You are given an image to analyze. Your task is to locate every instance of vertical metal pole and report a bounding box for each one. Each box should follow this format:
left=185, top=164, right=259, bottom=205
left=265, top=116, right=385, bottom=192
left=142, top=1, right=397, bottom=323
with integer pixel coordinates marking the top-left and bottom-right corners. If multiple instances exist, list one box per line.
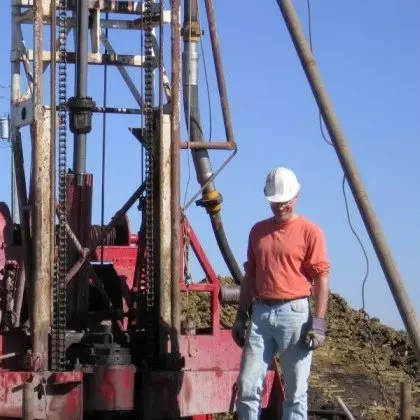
left=158, top=0, right=172, bottom=353
left=171, top=0, right=181, bottom=339
left=32, top=0, right=52, bottom=371
left=12, top=133, right=32, bottom=326
left=10, top=115, right=19, bottom=224
left=183, top=0, right=217, bottom=191
left=10, top=4, right=20, bottom=225
left=159, top=114, right=172, bottom=349
left=11, top=149, right=18, bottom=223
left=277, top=0, right=420, bottom=362
left=73, top=0, right=89, bottom=180
left=22, top=381, right=34, bottom=420
left=11, top=5, right=30, bottom=329
left=11, top=5, right=20, bottom=118
left=203, top=0, right=235, bottom=144
left=400, top=382, right=412, bottom=420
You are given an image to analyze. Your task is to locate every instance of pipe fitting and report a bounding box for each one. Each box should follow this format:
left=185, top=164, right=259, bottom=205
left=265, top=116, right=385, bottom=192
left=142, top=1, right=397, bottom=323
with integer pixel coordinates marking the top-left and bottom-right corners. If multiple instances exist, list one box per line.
left=181, top=21, right=202, bottom=42
left=196, top=190, right=223, bottom=215
left=182, top=43, right=199, bottom=86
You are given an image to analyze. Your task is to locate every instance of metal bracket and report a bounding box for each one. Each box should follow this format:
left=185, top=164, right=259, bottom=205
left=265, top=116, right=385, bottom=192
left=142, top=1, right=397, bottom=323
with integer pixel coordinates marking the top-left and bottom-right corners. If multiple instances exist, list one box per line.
left=13, top=100, right=34, bottom=128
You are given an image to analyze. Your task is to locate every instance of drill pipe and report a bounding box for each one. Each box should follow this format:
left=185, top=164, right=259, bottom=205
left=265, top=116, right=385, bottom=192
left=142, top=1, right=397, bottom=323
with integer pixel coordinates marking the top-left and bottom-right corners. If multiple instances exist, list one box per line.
left=277, top=0, right=420, bottom=361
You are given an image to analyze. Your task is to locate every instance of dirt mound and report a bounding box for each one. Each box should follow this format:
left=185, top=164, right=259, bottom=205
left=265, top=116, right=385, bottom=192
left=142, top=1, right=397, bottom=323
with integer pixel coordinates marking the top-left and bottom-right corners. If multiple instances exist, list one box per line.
left=311, top=293, right=419, bottom=419
left=181, top=277, right=420, bottom=419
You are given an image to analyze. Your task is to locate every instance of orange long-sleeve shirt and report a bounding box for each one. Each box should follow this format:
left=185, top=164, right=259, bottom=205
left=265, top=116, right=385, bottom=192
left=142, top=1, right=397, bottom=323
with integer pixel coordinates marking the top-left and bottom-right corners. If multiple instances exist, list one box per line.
left=244, top=216, right=330, bottom=300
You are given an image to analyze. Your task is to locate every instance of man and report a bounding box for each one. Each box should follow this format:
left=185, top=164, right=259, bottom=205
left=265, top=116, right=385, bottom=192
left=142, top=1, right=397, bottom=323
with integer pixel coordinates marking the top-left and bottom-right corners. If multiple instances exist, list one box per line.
left=232, top=167, right=330, bottom=420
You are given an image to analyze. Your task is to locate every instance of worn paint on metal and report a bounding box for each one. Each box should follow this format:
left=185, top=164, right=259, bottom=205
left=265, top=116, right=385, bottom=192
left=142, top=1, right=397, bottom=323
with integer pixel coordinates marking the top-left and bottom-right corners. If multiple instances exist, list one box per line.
left=84, top=365, right=135, bottom=411
left=0, top=371, right=83, bottom=419
left=143, top=370, right=275, bottom=418
left=181, top=218, right=220, bottom=334
left=94, top=246, right=137, bottom=290
left=159, top=113, right=172, bottom=332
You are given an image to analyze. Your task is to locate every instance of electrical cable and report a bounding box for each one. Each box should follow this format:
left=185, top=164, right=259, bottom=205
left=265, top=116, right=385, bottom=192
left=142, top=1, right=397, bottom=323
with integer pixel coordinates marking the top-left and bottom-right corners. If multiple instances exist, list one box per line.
left=307, top=0, right=369, bottom=311
left=306, top=0, right=333, bottom=147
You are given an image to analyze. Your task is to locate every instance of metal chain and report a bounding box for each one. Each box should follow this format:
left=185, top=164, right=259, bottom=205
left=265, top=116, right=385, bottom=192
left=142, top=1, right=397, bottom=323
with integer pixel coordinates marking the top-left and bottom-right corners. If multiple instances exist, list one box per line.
left=144, top=0, right=157, bottom=363
left=52, top=0, right=68, bottom=372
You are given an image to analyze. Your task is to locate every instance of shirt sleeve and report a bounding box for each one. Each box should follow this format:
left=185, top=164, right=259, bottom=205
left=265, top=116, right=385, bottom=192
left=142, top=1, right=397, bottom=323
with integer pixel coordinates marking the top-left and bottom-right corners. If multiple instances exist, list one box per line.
left=243, top=227, right=256, bottom=278
left=303, top=225, right=330, bottom=279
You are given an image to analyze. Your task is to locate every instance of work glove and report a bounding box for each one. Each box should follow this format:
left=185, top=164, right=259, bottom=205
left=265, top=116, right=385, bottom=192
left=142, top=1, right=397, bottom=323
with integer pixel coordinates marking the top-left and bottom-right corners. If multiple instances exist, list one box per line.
left=232, top=310, right=249, bottom=348
left=304, top=317, right=326, bottom=350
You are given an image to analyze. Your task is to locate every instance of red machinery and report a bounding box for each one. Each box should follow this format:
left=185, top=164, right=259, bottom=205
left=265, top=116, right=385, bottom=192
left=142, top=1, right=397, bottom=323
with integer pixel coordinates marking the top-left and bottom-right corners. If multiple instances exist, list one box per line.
left=0, top=0, right=284, bottom=418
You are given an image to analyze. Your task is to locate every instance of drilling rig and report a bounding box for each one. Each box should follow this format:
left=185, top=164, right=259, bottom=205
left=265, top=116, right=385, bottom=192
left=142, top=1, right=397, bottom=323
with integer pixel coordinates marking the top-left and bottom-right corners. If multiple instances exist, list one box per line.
left=2, top=1, right=420, bottom=419
left=0, top=0, right=284, bottom=418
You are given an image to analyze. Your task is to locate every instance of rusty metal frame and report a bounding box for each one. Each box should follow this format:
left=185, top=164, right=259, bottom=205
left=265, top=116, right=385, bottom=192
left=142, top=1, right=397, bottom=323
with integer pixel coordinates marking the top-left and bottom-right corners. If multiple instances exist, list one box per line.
left=10, top=0, right=173, bottom=276
left=12, top=1, right=172, bottom=114
left=14, top=0, right=163, bottom=14
left=203, top=0, right=236, bottom=149
left=99, top=30, right=145, bottom=108
left=170, top=0, right=181, bottom=339
left=179, top=0, right=237, bottom=153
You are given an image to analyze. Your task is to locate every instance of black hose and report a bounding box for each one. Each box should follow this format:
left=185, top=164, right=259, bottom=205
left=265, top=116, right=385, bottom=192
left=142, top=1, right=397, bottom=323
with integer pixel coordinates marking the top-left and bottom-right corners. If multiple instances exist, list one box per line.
left=183, top=0, right=243, bottom=284
left=210, top=213, right=243, bottom=284
left=184, top=0, right=198, bottom=21
left=184, top=89, right=243, bottom=283
left=184, top=85, right=215, bottom=191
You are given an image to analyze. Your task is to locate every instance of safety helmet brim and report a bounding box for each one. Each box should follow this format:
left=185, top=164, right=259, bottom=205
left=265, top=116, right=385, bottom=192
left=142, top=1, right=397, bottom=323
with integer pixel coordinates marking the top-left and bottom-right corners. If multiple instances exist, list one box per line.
left=265, top=185, right=300, bottom=203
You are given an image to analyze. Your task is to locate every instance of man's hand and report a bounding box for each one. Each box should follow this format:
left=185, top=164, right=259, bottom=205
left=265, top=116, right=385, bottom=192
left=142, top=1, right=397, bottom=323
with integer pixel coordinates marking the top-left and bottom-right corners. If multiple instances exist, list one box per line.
left=304, top=317, right=326, bottom=350
left=232, top=310, right=249, bottom=348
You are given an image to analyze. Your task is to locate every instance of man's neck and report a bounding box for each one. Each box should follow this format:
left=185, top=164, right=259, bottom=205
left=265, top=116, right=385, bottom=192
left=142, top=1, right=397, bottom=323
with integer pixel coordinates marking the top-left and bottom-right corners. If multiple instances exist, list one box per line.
left=274, top=213, right=298, bottom=225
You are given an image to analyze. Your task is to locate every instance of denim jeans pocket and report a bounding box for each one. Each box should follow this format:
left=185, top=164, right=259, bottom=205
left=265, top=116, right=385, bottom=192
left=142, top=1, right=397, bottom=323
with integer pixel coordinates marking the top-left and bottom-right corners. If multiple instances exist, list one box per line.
left=290, top=298, right=308, bottom=313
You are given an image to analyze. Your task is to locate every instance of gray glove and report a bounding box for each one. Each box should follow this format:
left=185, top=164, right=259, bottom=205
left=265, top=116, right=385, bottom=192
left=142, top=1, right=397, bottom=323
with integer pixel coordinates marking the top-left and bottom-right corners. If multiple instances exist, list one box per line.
left=304, top=317, right=326, bottom=350
left=232, top=310, right=249, bottom=348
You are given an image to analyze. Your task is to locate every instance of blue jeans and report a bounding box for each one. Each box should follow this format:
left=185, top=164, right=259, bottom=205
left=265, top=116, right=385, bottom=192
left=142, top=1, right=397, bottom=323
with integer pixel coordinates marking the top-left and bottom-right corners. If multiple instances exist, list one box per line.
left=236, top=298, right=312, bottom=420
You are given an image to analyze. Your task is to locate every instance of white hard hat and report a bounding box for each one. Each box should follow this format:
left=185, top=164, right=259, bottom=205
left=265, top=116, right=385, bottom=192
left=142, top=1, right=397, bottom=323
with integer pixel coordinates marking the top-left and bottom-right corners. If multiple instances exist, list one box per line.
left=264, top=167, right=300, bottom=203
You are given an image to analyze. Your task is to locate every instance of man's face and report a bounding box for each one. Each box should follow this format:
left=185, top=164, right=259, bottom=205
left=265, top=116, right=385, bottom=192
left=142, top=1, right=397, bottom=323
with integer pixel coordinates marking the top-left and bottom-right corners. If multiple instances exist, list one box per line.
left=270, top=195, right=298, bottom=222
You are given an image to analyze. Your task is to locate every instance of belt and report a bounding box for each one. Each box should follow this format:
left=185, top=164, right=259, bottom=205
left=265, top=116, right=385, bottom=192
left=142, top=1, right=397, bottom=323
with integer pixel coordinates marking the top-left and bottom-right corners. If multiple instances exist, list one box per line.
left=255, top=296, right=309, bottom=306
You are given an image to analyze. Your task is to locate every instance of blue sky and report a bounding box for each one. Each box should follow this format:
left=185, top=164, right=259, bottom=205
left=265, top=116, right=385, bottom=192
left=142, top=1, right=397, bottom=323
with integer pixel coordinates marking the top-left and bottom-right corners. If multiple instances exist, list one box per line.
left=0, top=1, right=419, bottom=330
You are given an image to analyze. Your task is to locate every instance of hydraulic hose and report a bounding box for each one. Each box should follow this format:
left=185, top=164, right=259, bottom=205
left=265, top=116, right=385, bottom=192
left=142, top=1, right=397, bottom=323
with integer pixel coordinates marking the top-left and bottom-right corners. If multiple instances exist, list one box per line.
left=182, top=0, right=243, bottom=284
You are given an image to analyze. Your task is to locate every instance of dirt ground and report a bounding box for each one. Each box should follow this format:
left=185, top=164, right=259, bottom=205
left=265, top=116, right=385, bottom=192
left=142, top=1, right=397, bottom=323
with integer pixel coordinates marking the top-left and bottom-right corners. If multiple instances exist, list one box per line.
left=181, top=277, right=420, bottom=419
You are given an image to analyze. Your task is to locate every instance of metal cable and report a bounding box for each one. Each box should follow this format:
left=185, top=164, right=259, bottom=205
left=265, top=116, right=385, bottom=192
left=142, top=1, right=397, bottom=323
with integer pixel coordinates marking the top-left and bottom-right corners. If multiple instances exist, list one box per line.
left=307, top=2, right=392, bottom=411
left=52, top=0, right=68, bottom=371
left=306, top=0, right=332, bottom=147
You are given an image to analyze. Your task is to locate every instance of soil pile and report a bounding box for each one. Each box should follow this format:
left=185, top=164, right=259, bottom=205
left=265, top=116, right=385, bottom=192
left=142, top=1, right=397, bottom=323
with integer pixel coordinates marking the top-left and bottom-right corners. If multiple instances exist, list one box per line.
left=181, top=277, right=420, bottom=419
